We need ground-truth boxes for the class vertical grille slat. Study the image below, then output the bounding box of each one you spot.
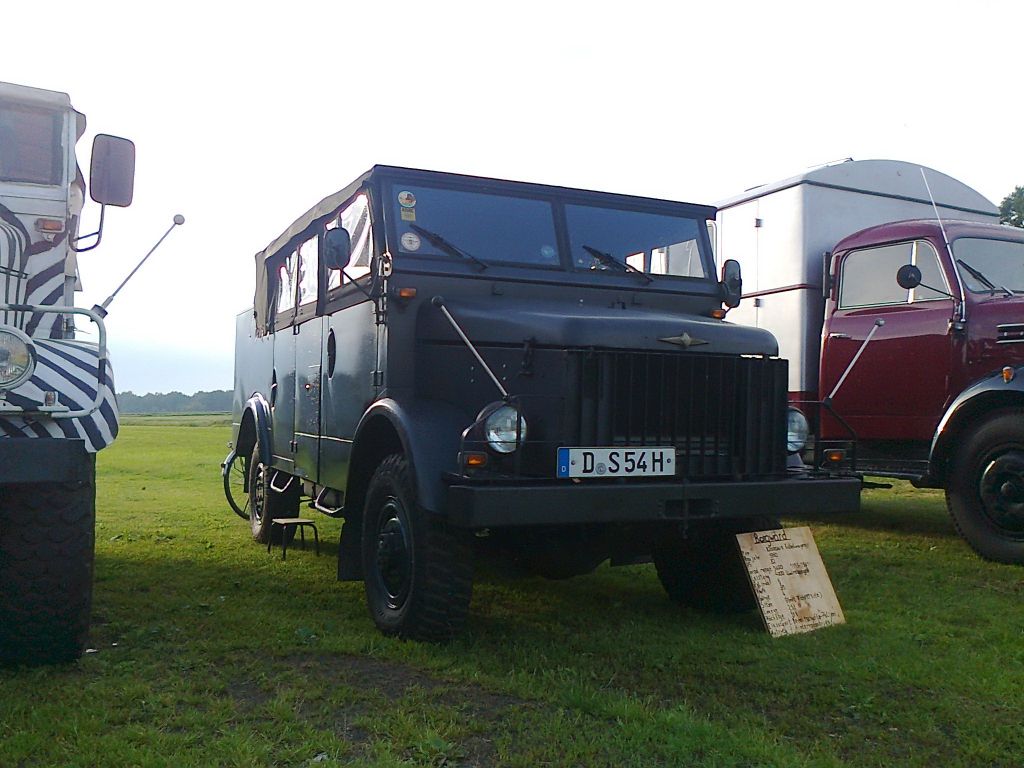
[570,350,787,479]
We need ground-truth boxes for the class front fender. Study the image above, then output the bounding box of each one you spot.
[929,366,1024,483]
[237,392,273,466]
[352,397,472,514]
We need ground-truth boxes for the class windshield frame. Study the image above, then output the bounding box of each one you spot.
[379,169,720,294]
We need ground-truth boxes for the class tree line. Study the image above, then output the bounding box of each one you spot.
[118,390,232,414]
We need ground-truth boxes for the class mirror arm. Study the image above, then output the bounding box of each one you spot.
[70,204,105,253]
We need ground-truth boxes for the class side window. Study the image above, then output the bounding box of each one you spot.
[297,235,318,307]
[327,193,373,291]
[276,251,298,317]
[839,240,948,308]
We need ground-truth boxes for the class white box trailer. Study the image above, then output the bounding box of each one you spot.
[714,159,999,396]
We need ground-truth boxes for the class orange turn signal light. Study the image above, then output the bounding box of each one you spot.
[464,452,487,468]
[1003,366,1015,383]
[35,218,65,233]
[709,308,727,320]
[397,287,417,299]
[824,449,846,464]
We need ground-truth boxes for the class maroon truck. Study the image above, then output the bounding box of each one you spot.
[716,159,1024,563]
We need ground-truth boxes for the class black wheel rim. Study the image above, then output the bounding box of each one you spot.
[979,450,1024,535]
[374,496,412,610]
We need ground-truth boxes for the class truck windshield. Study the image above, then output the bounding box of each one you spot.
[954,238,1024,295]
[390,185,561,267]
[0,104,63,185]
[565,204,709,279]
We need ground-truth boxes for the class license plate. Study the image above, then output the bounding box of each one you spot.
[556,447,675,478]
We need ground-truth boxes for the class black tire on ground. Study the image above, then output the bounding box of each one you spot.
[361,454,473,641]
[946,409,1024,564]
[247,446,299,545]
[652,516,781,613]
[0,459,96,666]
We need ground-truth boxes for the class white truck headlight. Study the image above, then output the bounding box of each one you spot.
[0,327,35,390]
[483,403,527,454]
[787,407,809,454]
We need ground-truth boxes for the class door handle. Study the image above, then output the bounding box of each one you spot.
[828,332,850,339]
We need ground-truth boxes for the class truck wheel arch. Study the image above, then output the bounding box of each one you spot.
[236,393,273,467]
[347,399,470,520]
[931,385,1024,484]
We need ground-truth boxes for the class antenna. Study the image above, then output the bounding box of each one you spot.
[920,168,968,323]
[93,214,185,317]
[920,168,954,257]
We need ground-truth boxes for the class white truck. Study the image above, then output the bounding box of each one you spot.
[715,159,1024,563]
[1,81,140,664]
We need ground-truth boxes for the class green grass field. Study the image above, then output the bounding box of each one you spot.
[2,417,1023,766]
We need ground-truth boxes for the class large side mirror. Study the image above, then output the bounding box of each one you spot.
[324,227,352,270]
[720,259,742,308]
[896,264,922,290]
[89,134,135,207]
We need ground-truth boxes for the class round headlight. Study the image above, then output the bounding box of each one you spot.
[0,328,35,390]
[786,407,809,454]
[483,404,527,454]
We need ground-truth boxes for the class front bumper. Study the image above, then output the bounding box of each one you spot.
[446,474,861,528]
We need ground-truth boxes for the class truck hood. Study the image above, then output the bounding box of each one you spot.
[417,297,779,356]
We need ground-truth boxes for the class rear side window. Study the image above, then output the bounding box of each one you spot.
[839,240,948,308]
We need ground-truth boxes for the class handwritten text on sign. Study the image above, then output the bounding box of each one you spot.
[736,526,845,638]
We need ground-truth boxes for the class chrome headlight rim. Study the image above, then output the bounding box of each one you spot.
[786,406,809,454]
[479,401,528,455]
[0,325,36,391]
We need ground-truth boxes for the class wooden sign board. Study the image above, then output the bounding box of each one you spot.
[736,526,845,638]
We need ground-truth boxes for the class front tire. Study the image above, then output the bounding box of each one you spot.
[0,460,96,666]
[947,409,1024,564]
[361,454,473,641]
[653,516,781,613]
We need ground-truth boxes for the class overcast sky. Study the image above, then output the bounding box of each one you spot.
[3,1,1019,394]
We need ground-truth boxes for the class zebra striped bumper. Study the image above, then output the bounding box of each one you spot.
[1,317,119,454]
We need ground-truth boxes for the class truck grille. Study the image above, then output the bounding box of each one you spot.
[564,351,787,478]
[997,323,1024,344]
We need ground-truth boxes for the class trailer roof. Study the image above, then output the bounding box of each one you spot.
[716,159,998,219]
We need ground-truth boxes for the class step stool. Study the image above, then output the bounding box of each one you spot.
[268,518,320,560]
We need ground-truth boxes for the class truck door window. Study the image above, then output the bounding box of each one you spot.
[297,235,318,307]
[0,104,62,185]
[327,193,373,290]
[275,251,298,320]
[839,240,947,308]
[564,204,709,279]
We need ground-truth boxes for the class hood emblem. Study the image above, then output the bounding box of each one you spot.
[658,332,709,349]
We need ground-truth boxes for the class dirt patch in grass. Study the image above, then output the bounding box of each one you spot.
[226,652,531,766]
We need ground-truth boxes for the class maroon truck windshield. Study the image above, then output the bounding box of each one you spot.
[0,104,63,185]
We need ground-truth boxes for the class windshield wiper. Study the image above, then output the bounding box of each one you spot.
[581,244,652,284]
[410,224,489,271]
[957,258,1013,297]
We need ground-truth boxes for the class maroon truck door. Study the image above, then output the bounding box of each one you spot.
[820,239,957,441]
